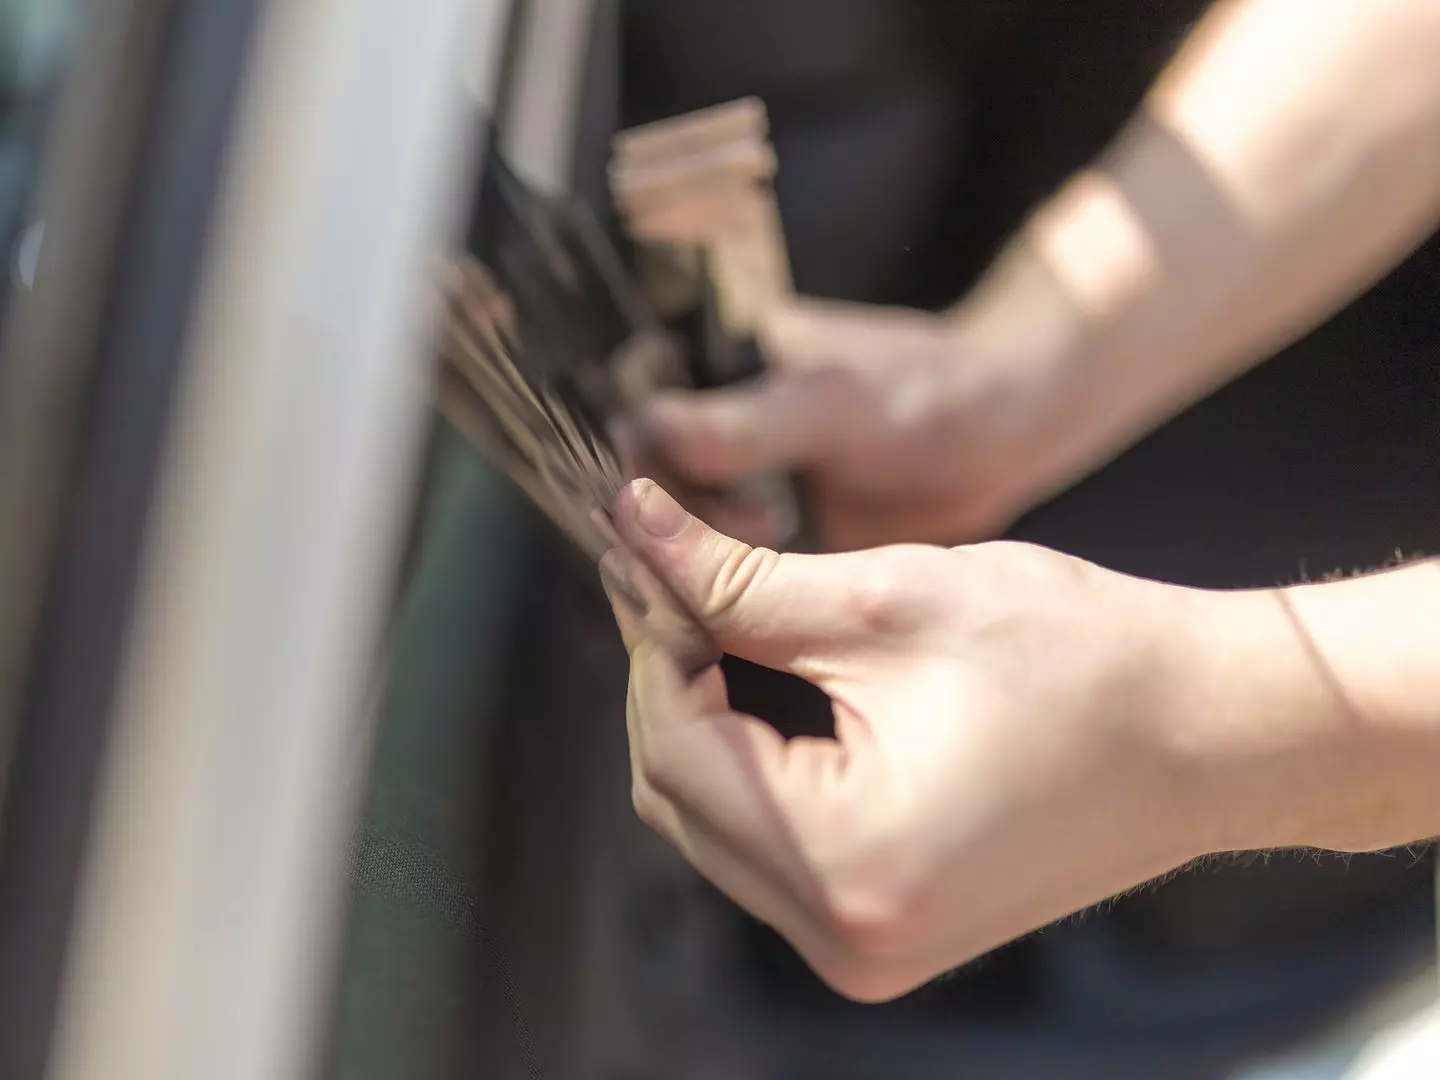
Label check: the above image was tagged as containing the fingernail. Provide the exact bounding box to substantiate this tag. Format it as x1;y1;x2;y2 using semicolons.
632;479;689;540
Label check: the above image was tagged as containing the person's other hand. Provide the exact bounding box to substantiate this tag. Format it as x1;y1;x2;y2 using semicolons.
599;479;1280;1002
634;291;1083;552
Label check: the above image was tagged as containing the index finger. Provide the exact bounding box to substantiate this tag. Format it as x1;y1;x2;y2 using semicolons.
599;545;719;677
627;634;846;897
640;369;852;484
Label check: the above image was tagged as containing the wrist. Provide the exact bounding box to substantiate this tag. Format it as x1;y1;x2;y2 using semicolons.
957;117;1291;498
927;235;1115;525
931;158;1202;519
1162;564;1440;856
1013;144;1237;451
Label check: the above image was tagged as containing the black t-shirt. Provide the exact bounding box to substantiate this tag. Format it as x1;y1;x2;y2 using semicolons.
332;7;1439;1078
620;0;1439;1063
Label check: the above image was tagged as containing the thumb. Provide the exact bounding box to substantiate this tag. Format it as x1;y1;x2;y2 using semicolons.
613;478;881;672
641;368;855;486
641;298;946;486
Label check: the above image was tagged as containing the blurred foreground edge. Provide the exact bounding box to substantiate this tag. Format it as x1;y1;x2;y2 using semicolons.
0;0;503;1078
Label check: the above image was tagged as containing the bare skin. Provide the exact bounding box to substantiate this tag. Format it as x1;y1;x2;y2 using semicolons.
603;481;1440;1002
602;0;1440;1002
639;0;1440;551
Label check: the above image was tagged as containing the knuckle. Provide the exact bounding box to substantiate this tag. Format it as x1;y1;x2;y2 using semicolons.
814;879;920;963
801;835;931;967
630;782;666;832
656;407;748;484
806;938;927;1008
675;431;739;484
846;568;908;636
796;849;935;1000
639;741;689;809
959;539;1098;599
971;538;1041;565
843;548;942;637
806;951;920;1005
701;541;781;624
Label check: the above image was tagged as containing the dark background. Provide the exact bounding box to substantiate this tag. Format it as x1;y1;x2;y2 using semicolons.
331;2;1440;1078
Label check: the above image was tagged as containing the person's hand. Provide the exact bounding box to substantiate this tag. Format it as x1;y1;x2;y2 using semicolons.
598;479;1299;1002
633;288;1087;552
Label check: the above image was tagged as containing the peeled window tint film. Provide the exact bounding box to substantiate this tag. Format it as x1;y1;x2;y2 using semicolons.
326;430;543;1080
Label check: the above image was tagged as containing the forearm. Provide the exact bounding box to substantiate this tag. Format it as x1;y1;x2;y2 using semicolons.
956;0;1440;483
1179;558;1440;855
